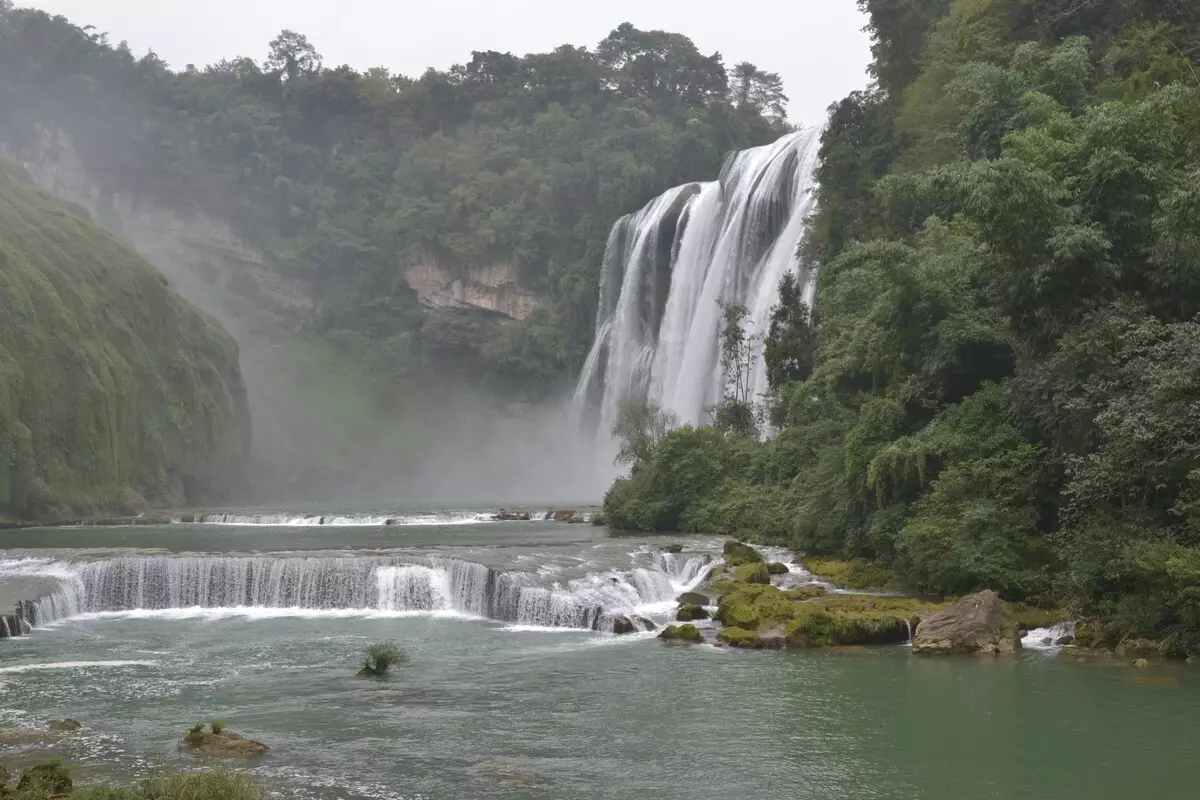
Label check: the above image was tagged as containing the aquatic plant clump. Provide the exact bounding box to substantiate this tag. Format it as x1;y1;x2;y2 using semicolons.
359;641;410;676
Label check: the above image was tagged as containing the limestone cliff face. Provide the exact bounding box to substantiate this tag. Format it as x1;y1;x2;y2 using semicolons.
404;258;540;320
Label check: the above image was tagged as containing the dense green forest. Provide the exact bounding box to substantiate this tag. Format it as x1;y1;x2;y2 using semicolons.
0;3;787;495
0;5;785;379
0;157;249;521
605;0;1200;654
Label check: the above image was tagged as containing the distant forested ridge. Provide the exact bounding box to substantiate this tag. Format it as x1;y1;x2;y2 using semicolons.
0;4;789;496
0;158;250;522
0;6;786;382
604;0;1200;654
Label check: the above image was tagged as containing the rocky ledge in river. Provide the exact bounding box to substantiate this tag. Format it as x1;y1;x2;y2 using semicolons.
180;725;269;758
911;590;1022;655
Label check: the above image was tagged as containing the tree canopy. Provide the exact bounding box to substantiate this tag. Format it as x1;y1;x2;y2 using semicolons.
604;0;1200;655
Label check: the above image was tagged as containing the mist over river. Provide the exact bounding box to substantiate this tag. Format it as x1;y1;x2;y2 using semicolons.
2;512;1199;800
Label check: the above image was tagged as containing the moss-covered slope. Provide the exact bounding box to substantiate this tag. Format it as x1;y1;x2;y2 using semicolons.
0;159;249;520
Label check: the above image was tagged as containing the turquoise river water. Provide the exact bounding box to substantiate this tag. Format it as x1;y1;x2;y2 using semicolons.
1;511;1198;799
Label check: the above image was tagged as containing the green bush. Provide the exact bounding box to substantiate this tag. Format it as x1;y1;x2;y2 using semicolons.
359;641;409;676
209;720;224;736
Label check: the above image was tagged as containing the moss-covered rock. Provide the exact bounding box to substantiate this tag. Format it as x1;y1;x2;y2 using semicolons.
676;604;709;622
723;540;764;567
803;557;892;589
785;584;827;600
784;595;933;647
733;562;770;585
716;626;761;648
181;727;269;758
658;624;703;643
0;159;249;520
766;562;790;575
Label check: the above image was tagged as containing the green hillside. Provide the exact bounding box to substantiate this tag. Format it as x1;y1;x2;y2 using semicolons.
0;158;249;521
604;0;1200;654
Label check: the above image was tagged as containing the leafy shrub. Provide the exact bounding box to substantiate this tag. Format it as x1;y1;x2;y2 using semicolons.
209;720;224;735
359;641;409;676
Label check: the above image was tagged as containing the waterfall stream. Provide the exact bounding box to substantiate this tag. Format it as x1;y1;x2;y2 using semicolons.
574;129;822;438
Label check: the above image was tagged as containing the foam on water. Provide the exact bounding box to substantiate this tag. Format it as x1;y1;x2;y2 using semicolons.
0;660;157;674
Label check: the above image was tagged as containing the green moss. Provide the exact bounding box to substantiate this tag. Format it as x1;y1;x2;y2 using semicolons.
658;624;703;643
0;159;249;520
804;558;893;590
716;626;761;648
732;562;770;585
784;595;941;647
723;540;764;566
785;585;827;600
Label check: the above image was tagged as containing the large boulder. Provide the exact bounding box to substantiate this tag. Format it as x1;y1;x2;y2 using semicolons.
611;616;637;635
676;604;709;622
495;510;532;521
676;591;710;606
912;590;1021;655
766;562;790;575
723;540;764;566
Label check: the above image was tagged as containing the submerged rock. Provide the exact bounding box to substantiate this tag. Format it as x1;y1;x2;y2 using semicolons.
611;616;637;635
181;727;269;758
912;590;1021;655
47;719;82;733
658;624;703;643
723;540;764;566
1133;658;1151;668
676;604;709;622
662;544;684;554
676;591;710;606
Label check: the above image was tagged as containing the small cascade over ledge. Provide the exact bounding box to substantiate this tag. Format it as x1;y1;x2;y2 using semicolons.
0;551;717;636
573;129;822;438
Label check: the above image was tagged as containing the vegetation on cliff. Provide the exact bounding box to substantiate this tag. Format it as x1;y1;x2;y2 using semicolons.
0;158;249;521
0;6;786;383
605;0;1200;655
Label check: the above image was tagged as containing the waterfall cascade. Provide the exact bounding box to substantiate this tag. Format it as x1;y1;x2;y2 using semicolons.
574;129;822;439
0;552;716;635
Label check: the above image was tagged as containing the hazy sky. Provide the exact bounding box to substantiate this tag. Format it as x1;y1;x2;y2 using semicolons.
27;0;872;126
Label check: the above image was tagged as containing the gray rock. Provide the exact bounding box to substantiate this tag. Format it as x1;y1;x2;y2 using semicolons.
912;590;1021;655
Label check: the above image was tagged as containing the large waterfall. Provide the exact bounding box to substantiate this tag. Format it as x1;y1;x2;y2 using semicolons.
574;129;821;437
0;552;716;634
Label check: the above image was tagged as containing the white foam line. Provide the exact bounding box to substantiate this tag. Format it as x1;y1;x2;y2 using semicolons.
0;660;157;674
53;607;487;623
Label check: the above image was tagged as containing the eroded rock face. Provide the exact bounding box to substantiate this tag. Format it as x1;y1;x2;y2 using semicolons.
912;590;1021;655
404;260;539;319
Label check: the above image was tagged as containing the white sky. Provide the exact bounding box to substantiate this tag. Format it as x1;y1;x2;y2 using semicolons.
26;0;872;126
